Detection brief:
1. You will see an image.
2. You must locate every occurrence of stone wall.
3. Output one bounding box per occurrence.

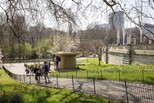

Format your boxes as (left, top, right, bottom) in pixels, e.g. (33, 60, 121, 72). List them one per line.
(102, 44, 154, 65)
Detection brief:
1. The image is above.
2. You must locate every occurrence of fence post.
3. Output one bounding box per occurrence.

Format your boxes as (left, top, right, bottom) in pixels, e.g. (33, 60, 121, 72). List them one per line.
(59, 72, 60, 78)
(124, 81, 129, 103)
(87, 70, 89, 78)
(101, 70, 103, 79)
(24, 75, 25, 83)
(11, 73, 13, 79)
(29, 73, 31, 84)
(14, 74, 16, 79)
(20, 75, 21, 82)
(13, 74, 15, 79)
(72, 75, 74, 91)
(93, 78, 96, 94)
(76, 71, 77, 78)
(56, 74, 59, 87)
(118, 70, 121, 81)
(17, 75, 19, 81)
(67, 72, 68, 78)
(142, 69, 144, 84)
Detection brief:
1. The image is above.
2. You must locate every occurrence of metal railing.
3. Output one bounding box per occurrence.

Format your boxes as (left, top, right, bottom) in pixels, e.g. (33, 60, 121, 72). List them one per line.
(2, 66, 154, 103)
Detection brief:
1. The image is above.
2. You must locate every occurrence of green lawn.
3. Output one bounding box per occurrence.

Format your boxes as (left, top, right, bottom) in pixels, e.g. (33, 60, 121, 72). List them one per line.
(0, 69, 122, 103)
(51, 58, 154, 84)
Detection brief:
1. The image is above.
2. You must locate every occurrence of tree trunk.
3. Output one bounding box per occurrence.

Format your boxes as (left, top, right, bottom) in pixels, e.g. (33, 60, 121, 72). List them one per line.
(98, 55, 101, 66)
(105, 45, 109, 64)
(18, 38, 22, 60)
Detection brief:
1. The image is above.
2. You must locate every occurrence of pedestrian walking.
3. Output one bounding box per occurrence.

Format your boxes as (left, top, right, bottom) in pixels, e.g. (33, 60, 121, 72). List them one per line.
(43, 61, 50, 83)
(25, 67, 30, 75)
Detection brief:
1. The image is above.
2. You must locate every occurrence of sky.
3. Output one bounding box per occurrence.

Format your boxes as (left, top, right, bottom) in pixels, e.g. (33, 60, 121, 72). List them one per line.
(0, 0, 154, 31)
(43, 0, 154, 31)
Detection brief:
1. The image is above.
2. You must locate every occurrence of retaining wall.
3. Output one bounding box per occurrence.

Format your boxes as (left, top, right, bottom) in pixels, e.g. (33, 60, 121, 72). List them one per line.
(102, 44, 154, 64)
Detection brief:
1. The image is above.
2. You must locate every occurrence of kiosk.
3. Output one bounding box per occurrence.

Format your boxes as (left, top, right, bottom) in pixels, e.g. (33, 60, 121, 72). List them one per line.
(55, 52, 78, 70)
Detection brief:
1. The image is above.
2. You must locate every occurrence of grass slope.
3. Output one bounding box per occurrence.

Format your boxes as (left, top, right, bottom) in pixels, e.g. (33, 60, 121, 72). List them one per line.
(0, 69, 122, 103)
(51, 58, 154, 84)
(79, 58, 154, 84)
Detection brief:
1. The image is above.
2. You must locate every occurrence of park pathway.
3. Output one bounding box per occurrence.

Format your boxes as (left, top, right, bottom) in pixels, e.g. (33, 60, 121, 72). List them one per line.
(3, 63, 154, 103)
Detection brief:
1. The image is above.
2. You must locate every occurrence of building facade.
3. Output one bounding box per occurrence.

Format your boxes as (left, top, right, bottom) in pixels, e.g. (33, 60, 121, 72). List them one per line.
(125, 24, 154, 45)
(109, 11, 125, 45)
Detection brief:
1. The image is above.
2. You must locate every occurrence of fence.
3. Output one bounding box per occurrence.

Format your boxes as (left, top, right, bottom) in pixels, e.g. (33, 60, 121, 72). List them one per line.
(2, 66, 154, 103)
(51, 69, 154, 84)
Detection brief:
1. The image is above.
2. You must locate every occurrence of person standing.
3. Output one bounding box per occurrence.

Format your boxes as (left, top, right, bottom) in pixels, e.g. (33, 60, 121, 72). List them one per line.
(55, 56, 61, 69)
(34, 64, 41, 84)
(55, 56, 59, 69)
(43, 61, 50, 83)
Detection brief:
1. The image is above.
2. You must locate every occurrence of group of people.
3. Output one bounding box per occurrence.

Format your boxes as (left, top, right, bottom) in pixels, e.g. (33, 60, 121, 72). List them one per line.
(24, 54, 61, 84)
(25, 61, 50, 84)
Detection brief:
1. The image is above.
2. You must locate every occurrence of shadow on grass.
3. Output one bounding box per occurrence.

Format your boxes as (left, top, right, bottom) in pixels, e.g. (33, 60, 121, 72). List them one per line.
(145, 77, 154, 84)
(87, 77, 107, 80)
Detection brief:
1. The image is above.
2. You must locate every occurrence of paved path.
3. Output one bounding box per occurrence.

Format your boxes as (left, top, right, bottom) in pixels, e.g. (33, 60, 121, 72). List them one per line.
(3, 63, 154, 103)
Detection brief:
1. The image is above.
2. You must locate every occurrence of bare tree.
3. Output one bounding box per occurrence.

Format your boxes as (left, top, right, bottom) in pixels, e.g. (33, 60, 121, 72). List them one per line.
(0, 0, 153, 34)
(78, 22, 117, 65)
(0, 0, 119, 31)
(1, 0, 153, 61)
(52, 31, 75, 52)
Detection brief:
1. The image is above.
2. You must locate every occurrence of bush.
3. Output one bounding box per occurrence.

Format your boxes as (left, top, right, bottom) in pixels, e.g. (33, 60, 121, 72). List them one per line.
(0, 90, 8, 103)
(0, 87, 23, 103)
(9, 92, 23, 103)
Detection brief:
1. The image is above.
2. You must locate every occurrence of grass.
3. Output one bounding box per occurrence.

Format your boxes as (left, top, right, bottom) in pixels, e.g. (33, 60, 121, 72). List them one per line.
(0, 68, 122, 103)
(51, 58, 154, 84)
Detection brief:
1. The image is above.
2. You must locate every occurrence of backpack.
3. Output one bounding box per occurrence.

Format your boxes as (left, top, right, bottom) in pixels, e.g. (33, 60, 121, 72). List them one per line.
(44, 64, 49, 72)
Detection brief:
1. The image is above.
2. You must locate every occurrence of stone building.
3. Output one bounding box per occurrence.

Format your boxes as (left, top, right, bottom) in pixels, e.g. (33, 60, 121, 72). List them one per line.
(142, 23, 154, 44)
(109, 11, 154, 45)
(125, 24, 154, 45)
(109, 11, 125, 45)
